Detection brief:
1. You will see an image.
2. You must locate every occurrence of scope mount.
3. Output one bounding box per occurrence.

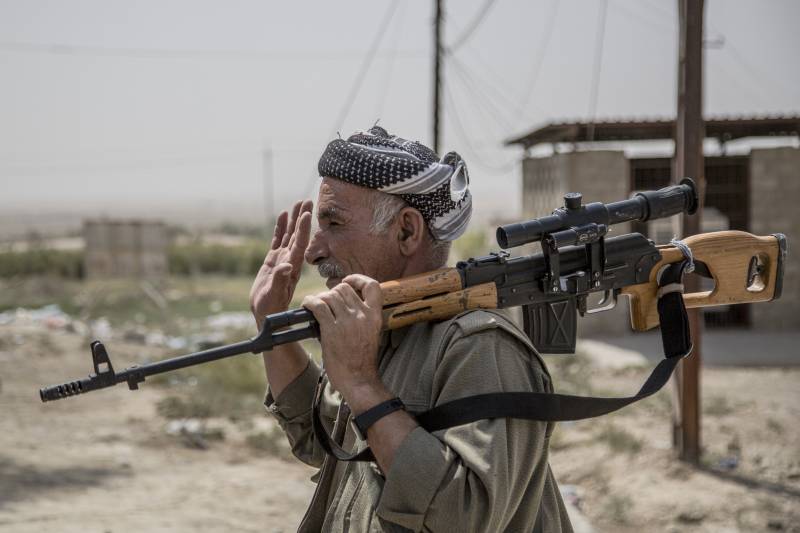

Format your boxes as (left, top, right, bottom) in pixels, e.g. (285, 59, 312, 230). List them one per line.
(540, 192, 610, 303)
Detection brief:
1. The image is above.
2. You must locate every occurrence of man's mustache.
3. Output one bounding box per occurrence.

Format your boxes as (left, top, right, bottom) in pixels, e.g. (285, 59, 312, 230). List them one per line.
(317, 261, 346, 280)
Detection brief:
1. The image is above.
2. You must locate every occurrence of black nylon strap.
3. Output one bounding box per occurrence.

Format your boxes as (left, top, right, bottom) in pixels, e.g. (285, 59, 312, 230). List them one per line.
(312, 260, 693, 462)
(353, 397, 405, 438)
(312, 375, 376, 462)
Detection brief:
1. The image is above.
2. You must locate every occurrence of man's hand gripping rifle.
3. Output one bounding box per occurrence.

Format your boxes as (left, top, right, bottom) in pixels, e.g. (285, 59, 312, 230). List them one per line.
(40, 178, 787, 402)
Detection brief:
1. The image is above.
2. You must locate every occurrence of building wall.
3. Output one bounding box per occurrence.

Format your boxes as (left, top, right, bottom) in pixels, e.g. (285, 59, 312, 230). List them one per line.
(84, 220, 168, 279)
(749, 147, 800, 330)
(521, 151, 632, 340)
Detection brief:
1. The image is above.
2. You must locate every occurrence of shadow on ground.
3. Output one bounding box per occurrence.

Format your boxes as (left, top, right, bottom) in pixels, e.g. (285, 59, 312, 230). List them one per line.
(698, 464, 800, 500)
(0, 455, 130, 509)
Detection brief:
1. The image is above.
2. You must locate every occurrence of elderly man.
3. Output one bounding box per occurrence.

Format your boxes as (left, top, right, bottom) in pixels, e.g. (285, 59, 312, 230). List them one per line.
(250, 126, 572, 532)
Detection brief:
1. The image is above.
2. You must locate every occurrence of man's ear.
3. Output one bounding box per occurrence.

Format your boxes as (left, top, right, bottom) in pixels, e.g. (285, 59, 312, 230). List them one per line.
(396, 207, 426, 257)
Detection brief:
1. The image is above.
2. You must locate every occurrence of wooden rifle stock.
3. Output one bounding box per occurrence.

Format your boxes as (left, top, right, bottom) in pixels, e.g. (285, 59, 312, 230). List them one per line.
(621, 231, 785, 331)
(378, 268, 497, 329)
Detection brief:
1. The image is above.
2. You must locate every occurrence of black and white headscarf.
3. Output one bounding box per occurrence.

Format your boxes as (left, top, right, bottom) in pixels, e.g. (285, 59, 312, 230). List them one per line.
(317, 126, 472, 241)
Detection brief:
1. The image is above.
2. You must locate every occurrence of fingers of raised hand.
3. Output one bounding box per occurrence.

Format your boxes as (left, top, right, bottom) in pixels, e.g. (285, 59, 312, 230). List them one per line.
(281, 201, 304, 248)
(270, 211, 289, 251)
(342, 274, 383, 309)
(287, 211, 312, 265)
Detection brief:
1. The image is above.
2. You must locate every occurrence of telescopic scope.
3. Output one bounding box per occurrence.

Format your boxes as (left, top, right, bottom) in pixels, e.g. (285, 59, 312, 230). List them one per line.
(496, 178, 698, 249)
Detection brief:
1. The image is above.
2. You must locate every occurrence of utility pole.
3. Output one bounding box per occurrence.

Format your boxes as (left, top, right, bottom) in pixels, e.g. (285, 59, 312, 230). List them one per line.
(673, 0, 705, 464)
(433, 0, 443, 153)
(263, 146, 274, 234)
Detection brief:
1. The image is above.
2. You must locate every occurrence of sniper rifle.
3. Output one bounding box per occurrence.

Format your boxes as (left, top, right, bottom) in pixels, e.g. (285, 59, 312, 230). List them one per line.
(39, 178, 787, 403)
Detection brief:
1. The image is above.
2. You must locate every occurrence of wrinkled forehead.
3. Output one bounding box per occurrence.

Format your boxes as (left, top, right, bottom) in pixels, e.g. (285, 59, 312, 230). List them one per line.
(316, 176, 377, 219)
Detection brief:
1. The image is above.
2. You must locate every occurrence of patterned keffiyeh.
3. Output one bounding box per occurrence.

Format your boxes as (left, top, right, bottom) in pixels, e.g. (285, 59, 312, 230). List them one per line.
(317, 126, 472, 241)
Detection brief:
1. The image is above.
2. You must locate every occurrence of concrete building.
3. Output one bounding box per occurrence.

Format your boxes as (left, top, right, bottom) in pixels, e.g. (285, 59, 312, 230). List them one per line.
(507, 116, 799, 337)
(84, 219, 169, 279)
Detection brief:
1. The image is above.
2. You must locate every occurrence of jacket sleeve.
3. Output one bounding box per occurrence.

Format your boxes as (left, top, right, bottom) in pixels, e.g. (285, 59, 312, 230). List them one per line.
(376, 320, 554, 532)
(263, 360, 340, 468)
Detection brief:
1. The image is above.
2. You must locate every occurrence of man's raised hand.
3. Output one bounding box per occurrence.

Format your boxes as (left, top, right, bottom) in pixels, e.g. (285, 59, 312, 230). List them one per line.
(250, 200, 313, 328)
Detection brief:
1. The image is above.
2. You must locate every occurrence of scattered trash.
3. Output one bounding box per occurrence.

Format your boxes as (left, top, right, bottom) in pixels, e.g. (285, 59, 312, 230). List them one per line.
(165, 418, 225, 450)
(123, 327, 148, 344)
(165, 336, 188, 351)
(0, 304, 249, 353)
(0, 304, 72, 329)
(65, 320, 89, 336)
(717, 456, 739, 470)
(166, 418, 204, 436)
(90, 317, 113, 339)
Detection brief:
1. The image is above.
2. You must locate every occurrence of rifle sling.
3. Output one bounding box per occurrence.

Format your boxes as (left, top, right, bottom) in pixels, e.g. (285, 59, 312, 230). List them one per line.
(312, 260, 693, 463)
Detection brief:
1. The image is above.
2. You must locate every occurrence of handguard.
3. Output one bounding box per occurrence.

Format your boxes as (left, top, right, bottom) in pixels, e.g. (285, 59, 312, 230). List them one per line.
(621, 231, 788, 331)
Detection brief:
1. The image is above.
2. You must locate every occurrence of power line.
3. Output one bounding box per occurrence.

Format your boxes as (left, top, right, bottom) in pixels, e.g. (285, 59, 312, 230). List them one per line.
(303, 1, 400, 196)
(587, 0, 609, 141)
(612, 2, 674, 35)
(446, 53, 540, 173)
(700, 17, 792, 108)
(443, 81, 516, 173)
(643, 0, 676, 23)
(446, 1, 555, 129)
(0, 149, 261, 175)
(707, 49, 771, 109)
(456, 40, 547, 119)
(375, 1, 408, 119)
(448, 53, 531, 131)
(518, 0, 559, 120)
(448, 56, 515, 136)
(0, 40, 422, 61)
(448, 0, 498, 52)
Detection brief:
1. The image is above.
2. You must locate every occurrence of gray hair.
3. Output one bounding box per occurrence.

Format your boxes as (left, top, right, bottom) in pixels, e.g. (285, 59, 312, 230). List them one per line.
(368, 191, 451, 268)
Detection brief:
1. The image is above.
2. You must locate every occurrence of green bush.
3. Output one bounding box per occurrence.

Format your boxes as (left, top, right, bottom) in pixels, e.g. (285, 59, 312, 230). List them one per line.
(0, 249, 84, 279)
(168, 242, 265, 276)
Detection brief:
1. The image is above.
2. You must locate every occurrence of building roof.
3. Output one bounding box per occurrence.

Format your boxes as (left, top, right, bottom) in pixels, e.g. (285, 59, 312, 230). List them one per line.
(506, 115, 800, 149)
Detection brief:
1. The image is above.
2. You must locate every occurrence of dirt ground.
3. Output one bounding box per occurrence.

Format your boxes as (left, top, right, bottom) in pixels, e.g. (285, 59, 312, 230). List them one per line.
(1, 322, 798, 532)
(0, 324, 316, 533)
(547, 347, 800, 533)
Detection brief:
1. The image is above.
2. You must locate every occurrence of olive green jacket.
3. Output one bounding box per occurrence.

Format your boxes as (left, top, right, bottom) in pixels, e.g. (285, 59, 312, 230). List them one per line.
(265, 309, 573, 532)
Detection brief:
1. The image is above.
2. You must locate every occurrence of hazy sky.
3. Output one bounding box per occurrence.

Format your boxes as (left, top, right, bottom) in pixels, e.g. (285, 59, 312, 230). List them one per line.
(1, 0, 798, 235)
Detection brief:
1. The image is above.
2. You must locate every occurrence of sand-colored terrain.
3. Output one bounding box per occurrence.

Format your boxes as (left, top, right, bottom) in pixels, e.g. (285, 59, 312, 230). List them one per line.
(1, 322, 798, 532)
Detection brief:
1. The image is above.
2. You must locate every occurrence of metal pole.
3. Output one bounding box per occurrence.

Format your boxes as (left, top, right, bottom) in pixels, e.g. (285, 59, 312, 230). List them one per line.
(433, 0, 443, 153)
(263, 146, 274, 234)
(674, 0, 705, 464)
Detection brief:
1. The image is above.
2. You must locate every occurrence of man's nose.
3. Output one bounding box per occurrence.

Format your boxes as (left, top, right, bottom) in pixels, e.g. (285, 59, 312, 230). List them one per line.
(304, 229, 327, 265)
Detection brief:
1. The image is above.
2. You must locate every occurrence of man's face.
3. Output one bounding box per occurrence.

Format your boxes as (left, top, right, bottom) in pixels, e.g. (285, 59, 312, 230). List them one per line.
(305, 177, 403, 288)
